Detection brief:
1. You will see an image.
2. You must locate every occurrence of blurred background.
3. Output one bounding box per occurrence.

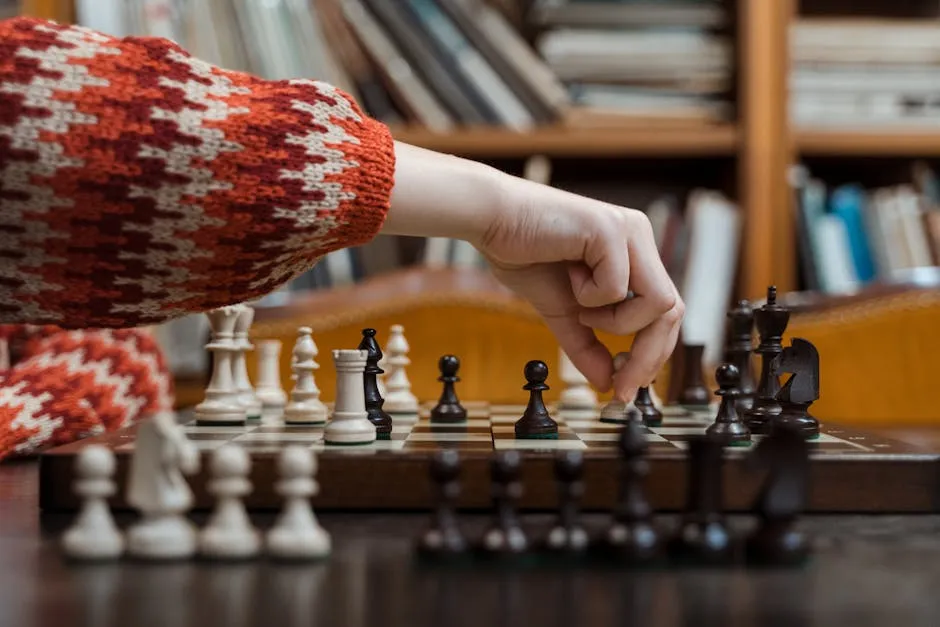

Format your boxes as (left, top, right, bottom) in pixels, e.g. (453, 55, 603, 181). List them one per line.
(9, 0, 940, 424)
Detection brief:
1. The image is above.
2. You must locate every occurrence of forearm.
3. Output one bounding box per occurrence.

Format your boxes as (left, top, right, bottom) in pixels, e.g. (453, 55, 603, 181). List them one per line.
(383, 141, 508, 246)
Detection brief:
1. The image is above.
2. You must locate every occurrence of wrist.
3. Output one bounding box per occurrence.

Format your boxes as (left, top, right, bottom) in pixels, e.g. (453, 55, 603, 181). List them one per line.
(383, 141, 510, 246)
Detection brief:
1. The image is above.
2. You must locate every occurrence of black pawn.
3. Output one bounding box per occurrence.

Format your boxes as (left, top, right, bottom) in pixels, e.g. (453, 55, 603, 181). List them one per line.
(606, 420, 661, 563)
(430, 355, 467, 423)
(359, 328, 392, 438)
(514, 360, 558, 439)
(633, 386, 662, 427)
(705, 363, 751, 446)
(479, 451, 527, 555)
(543, 450, 588, 554)
(669, 435, 733, 564)
(417, 450, 467, 557)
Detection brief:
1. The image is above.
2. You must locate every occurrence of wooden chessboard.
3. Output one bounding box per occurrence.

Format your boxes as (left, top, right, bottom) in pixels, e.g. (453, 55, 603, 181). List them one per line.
(38, 401, 940, 513)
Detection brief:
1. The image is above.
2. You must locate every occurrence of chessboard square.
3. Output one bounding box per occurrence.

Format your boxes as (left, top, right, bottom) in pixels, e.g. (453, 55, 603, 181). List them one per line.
(251, 425, 324, 434)
(182, 425, 251, 435)
(412, 423, 491, 435)
(406, 433, 493, 442)
(233, 432, 322, 444)
(402, 441, 494, 452)
(652, 426, 708, 436)
(494, 438, 587, 451)
(565, 420, 622, 433)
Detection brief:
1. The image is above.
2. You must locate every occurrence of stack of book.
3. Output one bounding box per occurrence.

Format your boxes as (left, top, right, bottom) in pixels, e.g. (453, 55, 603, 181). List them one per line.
(530, 0, 733, 127)
(791, 18, 940, 129)
(791, 162, 940, 294)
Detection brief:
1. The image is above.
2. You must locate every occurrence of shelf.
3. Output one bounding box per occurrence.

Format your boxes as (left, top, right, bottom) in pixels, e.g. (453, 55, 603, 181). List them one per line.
(798, 129, 940, 156)
(389, 124, 739, 158)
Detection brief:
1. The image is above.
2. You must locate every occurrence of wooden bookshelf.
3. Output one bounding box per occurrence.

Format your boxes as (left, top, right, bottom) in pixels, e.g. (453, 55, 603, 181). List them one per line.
(798, 130, 940, 156)
(390, 124, 739, 158)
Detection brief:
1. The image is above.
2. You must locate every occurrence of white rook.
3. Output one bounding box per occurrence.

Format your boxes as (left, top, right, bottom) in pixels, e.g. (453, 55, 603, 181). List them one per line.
(324, 349, 376, 445)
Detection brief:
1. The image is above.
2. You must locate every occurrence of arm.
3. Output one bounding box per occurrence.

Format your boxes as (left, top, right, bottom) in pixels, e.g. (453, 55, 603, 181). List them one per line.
(0, 17, 394, 328)
(0, 324, 172, 460)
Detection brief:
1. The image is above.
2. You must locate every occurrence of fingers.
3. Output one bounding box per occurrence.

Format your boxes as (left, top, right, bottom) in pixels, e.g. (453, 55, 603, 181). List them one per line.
(577, 288, 675, 337)
(611, 298, 683, 401)
(567, 228, 630, 309)
(543, 314, 614, 392)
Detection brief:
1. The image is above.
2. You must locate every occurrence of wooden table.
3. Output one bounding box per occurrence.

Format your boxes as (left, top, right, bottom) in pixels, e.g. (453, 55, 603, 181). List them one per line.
(3, 428, 940, 626)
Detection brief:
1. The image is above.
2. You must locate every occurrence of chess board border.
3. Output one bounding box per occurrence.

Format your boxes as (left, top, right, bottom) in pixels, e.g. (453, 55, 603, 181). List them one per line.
(38, 402, 940, 514)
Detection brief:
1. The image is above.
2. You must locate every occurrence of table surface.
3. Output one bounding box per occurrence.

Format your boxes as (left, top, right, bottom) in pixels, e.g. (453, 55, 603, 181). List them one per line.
(3, 427, 940, 627)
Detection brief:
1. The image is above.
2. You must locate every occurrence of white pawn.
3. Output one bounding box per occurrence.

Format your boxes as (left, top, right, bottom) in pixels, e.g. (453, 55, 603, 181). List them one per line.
(284, 327, 328, 425)
(199, 445, 261, 559)
(231, 304, 263, 421)
(195, 306, 247, 425)
(61, 445, 124, 560)
(266, 446, 331, 560)
(255, 339, 287, 420)
(324, 349, 376, 445)
(558, 347, 597, 409)
(382, 324, 418, 414)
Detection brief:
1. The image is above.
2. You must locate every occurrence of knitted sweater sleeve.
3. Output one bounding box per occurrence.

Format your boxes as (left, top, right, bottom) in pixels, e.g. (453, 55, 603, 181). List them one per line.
(0, 324, 173, 460)
(0, 17, 396, 329)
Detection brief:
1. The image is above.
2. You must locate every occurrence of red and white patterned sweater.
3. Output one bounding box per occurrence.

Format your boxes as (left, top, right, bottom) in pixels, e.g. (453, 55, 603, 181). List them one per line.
(0, 18, 396, 459)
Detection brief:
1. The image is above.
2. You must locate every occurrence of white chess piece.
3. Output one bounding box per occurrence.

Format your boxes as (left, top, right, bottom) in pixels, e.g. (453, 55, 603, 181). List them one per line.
(283, 327, 328, 425)
(557, 347, 597, 409)
(61, 445, 124, 560)
(194, 306, 248, 425)
(125, 412, 201, 560)
(231, 305, 263, 421)
(377, 352, 387, 398)
(255, 339, 287, 420)
(199, 445, 261, 559)
(324, 349, 376, 444)
(382, 325, 418, 414)
(266, 446, 331, 560)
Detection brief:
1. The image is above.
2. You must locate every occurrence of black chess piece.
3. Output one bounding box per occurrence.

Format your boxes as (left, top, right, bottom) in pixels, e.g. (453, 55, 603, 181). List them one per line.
(417, 450, 467, 558)
(514, 360, 558, 439)
(725, 300, 757, 412)
(633, 386, 662, 427)
(605, 420, 661, 563)
(359, 328, 392, 438)
(677, 344, 710, 408)
(479, 451, 528, 556)
(668, 435, 733, 564)
(542, 451, 588, 554)
(771, 338, 821, 439)
(705, 363, 751, 446)
(745, 422, 812, 565)
(430, 354, 467, 423)
(744, 286, 790, 433)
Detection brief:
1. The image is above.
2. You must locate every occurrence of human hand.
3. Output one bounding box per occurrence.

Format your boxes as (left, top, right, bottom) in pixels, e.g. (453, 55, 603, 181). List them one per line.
(384, 142, 683, 401)
(476, 177, 683, 401)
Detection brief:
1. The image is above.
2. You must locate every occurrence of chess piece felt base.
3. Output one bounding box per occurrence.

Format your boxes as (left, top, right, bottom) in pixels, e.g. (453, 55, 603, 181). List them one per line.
(283, 404, 327, 426)
(430, 404, 467, 423)
(745, 519, 810, 566)
(706, 421, 751, 447)
(636, 404, 662, 427)
(775, 401, 820, 439)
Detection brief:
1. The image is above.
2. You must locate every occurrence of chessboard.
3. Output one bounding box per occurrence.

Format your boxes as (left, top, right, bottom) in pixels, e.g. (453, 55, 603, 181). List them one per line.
(38, 399, 940, 514)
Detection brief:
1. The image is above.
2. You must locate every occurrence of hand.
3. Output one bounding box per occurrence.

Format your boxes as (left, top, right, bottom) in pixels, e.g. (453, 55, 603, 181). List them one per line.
(384, 142, 683, 401)
(478, 177, 683, 401)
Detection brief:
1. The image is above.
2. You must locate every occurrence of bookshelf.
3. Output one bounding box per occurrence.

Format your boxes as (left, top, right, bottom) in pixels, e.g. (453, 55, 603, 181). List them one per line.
(17, 0, 940, 302)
